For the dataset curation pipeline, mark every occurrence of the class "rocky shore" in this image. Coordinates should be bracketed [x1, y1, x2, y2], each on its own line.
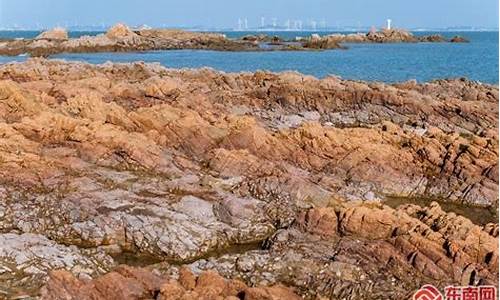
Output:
[0, 24, 468, 56]
[0, 59, 497, 299]
[301, 28, 470, 45]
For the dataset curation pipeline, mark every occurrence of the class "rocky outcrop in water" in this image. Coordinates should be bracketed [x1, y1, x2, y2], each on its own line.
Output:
[35, 27, 69, 41]
[0, 25, 468, 56]
[450, 35, 470, 43]
[0, 59, 497, 298]
[0, 24, 311, 57]
[0, 24, 261, 56]
[299, 28, 469, 48]
[302, 34, 345, 49]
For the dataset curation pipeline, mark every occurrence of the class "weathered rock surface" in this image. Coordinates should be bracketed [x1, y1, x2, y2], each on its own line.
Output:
[0, 233, 113, 297]
[189, 201, 498, 298]
[0, 59, 496, 298]
[35, 27, 69, 41]
[40, 266, 301, 300]
[106, 23, 138, 40]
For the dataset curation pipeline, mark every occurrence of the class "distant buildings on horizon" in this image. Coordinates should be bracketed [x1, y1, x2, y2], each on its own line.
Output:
[0, 22, 497, 32]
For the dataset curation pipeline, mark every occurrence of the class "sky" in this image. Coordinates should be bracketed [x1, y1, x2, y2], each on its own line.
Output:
[0, 0, 498, 29]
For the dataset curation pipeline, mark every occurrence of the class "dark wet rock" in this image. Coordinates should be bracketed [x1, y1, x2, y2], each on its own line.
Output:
[242, 34, 283, 44]
[0, 233, 114, 296]
[450, 35, 470, 43]
[302, 34, 344, 49]
[418, 34, 446, 42]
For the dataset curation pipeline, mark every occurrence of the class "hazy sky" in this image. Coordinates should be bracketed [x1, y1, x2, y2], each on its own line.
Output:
[0, 0, 498, 29]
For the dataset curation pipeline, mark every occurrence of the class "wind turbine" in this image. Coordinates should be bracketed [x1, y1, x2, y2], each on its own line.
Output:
[311, 20, 317, 30]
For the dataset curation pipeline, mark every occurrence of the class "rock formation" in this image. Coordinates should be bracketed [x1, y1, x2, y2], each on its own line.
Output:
[295, 28, 470, 49]
[0, 59, 496, 299]
[303, 34, 345, 49]
[106, 23, 138, 40]
[35, 27, 69, 41]
[451, 35, 470, 43]
[0, 25, 467, 56]
[366, 28, 418, 42]
[40, 266, 301, 300]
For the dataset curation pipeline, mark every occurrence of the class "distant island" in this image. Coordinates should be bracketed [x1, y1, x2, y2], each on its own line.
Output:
[0, 23, 469, 57]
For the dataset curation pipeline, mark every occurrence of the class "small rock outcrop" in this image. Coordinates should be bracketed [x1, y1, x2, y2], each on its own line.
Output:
[450, 35, 470, 43]
[418, 34, 446, 42]
[35, 27, 69, 41]
[365, 28, 418, 42]
[106, 23, 138, 39]
[303, 34, 344, 49]
[299, 28, 451, 46]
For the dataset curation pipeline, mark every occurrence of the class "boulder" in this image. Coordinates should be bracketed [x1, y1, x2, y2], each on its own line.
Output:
[106, 23, 138, 39]
[35, 27, 68, 41]
[419, 34, 446, 42]
[450, 35, 470, 43]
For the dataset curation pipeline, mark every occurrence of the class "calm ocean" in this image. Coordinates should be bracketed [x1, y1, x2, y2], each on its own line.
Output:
[0, 30, 498, 83]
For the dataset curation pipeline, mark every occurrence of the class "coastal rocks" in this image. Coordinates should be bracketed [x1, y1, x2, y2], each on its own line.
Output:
[41, 267, 162, 300]
[0, 59, 496, 298]
[37, 203, 498, 299]
[315, 28, 453, 45]
[303, 34, 344, 49]
[191, 202, 498, 298]
[40, 266, 301, 300]
[0, 60, 497, 206]
[0, 25, 466, 57]
[242, 34, 283, 44]
[296, 207, 337, 237]
[0, 233, 113, 296]
[35, 27, 69, 41]
[366, 28, 418, 42]
[0, 23, 259, 56]
[418, 34, 446, 42]
[135, 29, 260, 51]
[450, 35, 470, 43]
[106, 23, 138, 40]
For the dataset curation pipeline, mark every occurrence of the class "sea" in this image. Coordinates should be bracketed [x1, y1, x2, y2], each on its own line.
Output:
[0, 30, 498, 84]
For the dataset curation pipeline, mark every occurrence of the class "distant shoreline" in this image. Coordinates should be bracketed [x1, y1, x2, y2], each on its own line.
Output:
[0, 24, 471, 57]
[0, 28, 498, 33]
[0, 30, 498, 33]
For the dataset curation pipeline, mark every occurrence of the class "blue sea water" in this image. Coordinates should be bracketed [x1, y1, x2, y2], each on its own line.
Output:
[0, 30, 498, 83]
